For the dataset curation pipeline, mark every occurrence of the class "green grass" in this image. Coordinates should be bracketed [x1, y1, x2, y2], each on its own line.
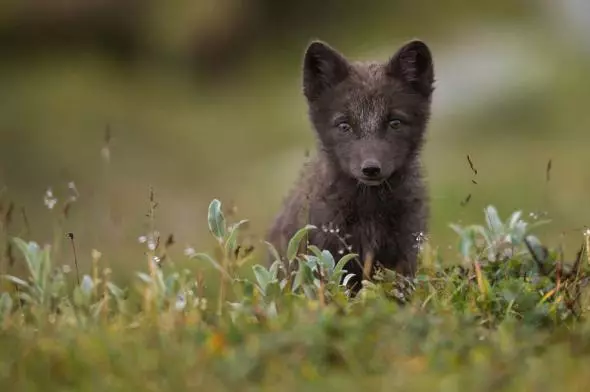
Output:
[1, 198, 590, 391]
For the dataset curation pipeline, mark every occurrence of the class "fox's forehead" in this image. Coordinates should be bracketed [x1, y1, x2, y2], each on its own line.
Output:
[327, 67, 415, 118]
[349, 61, 389, 87]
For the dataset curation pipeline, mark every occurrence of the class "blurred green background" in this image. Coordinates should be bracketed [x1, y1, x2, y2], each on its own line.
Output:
[1, 0, 590, 274]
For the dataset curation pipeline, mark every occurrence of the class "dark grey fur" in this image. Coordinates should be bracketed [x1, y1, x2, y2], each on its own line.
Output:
[267, 39, 435, 290]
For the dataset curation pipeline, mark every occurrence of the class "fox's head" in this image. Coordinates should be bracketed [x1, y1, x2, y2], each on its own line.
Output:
[303, 39, 434, 186]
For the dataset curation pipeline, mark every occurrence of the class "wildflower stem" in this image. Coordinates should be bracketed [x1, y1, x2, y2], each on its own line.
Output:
[217, 243, 229, 318]
[67, 232, 80, 285]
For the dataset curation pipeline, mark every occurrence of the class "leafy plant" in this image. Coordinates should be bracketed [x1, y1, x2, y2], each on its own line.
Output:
[0, 199, 589, 391]
[450, 205, 549, 262]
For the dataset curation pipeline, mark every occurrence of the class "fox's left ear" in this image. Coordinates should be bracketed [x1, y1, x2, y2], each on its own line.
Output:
[386, 40, 434, 97]
[303, 41, 350, 101]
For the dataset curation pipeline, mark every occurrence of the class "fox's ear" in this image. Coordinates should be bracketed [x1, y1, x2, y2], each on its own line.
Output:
[387, 40, 434, 97]
[303, 41, 350, 101]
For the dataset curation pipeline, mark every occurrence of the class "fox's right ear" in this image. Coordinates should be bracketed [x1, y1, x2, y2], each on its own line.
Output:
[387, 40, 434, 97]
[303, 41, 350, 101]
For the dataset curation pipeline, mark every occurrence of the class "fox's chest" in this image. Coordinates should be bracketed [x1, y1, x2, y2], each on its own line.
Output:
[309, 212, 397, 256]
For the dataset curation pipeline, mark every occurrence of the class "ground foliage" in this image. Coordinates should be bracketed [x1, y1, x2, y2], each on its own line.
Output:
[1, 198, 590, 391]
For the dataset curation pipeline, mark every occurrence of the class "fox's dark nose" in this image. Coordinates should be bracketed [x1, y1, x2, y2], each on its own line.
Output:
[361, 160, 382, 178]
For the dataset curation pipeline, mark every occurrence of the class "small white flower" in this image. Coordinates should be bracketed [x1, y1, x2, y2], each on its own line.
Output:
[138, 236, 147, 244]
[184, 247, 196, 257]
[584, 228, 590, 237]
[147, 240, 156, 251]
[175, 294, 187, 311]
[44, 187, 57, 209]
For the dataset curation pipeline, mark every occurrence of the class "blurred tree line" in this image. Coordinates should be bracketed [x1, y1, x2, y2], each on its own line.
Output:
[0, 0, 375, 77]
[0, 0, 533, 78]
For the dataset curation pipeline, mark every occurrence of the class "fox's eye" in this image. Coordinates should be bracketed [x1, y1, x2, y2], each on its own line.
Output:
[337, 122, 352, 132]
[388, 119, 402, 130]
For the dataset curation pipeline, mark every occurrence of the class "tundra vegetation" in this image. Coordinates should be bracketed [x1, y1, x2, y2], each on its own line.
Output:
[1, 194, 590, 391]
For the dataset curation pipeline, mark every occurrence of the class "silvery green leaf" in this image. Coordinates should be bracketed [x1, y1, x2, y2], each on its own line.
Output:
[472, 225, 492, 248]
[319, 250, 335, 274]
[136, 272, 152, 284]
[459, 230, 474, 259]
[264, 241, 282, 264]
[287, 224, 316, 262]
[252, 264, 271, 293]
[449, 223, 465, 236]
[484, 205, 504, 237]
[2, 275, 31, 289]
[342, 273, 356, 287]
[207, 199, 226, 241]
[524, 235, 546, 262]
[303, 254, 319, 271]
[508, 210, 522, 230]
[37, 245, 52, 295]
[12, 238, 40, 282]
[333, 253, 358, 280]
[106, 282, 125, 299]
[512, 221, 528, 244]
[307, 245, 323, 258]
[224, 219, 249, 257]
